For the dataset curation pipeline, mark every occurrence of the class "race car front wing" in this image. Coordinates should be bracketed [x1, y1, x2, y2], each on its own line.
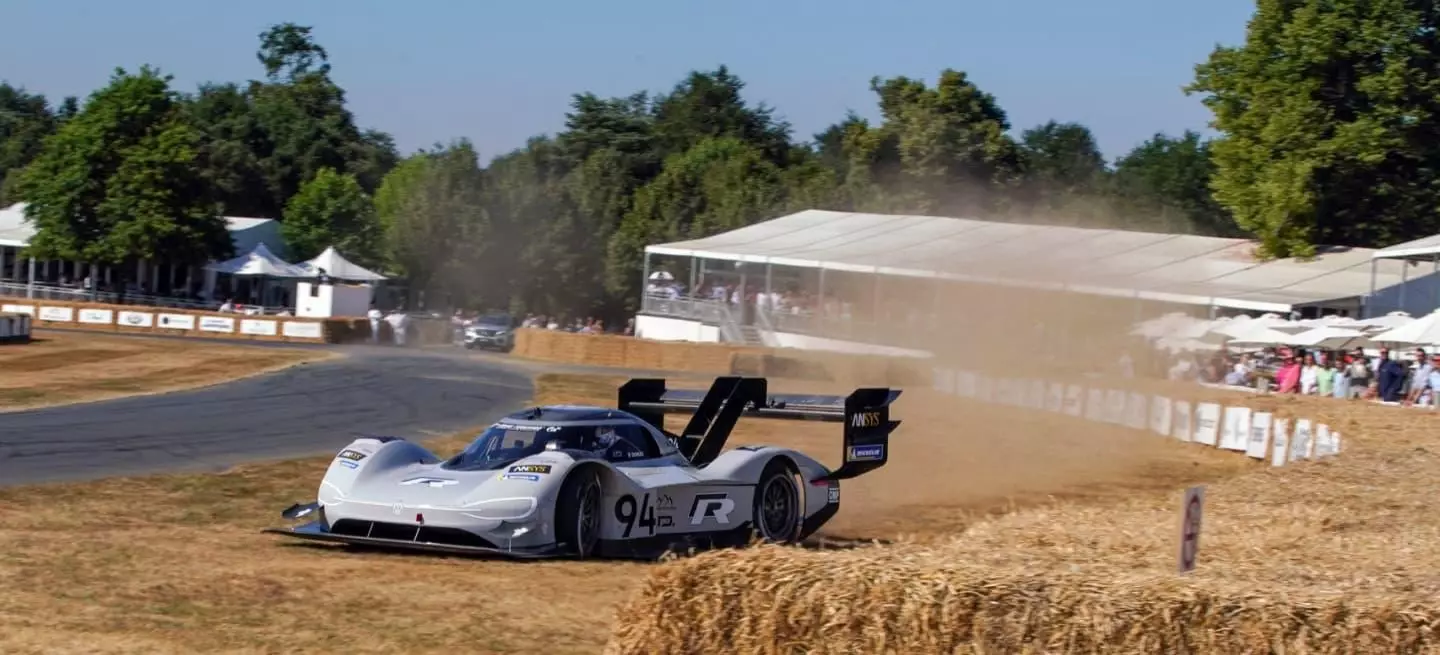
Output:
[262, 502, 564, 559]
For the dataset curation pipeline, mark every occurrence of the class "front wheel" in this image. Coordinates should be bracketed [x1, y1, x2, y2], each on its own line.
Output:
[555, 468, 602, 557]
[752, 459, 802, 544]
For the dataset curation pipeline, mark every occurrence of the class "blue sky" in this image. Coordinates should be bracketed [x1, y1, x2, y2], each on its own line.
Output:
[3, 0, 1256, 164]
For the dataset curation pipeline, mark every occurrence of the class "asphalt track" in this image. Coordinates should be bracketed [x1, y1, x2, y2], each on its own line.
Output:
[0, 340, 602, 486]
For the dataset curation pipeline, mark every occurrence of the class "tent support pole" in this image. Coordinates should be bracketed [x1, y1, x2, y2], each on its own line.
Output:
[1433, 254, 1439, 309]
[1366, 258, 1378, 318]
[1400, 260, 1410, 314]
[641, 251, 652, 314]
[689, 256, 699, 313]
[26, 257, 35, 299]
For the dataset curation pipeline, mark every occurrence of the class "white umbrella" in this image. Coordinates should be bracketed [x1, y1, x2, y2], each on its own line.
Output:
[1130, 312, 1197, 339]
[1288, 326, 1375, 350]
[648, 270, 675, 281]
[1370, 310, 1440, 345]
[1355, 311, 1414, 331]
[1300, 314, 1358, 328]
[1223, 323, 1302, 346]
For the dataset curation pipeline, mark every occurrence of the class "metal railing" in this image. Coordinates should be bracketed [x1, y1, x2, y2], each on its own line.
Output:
[0, 281, 291, 315]
[640, 292, 941, 348]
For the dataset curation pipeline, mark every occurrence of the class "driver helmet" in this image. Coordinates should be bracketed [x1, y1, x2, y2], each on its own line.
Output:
[593, 427, 619, 451]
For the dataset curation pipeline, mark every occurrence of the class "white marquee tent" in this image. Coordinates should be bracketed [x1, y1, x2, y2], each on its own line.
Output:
[301, 246, 386, 282]
[205, 243, 309, 277]
[645, 210, 1436, 315]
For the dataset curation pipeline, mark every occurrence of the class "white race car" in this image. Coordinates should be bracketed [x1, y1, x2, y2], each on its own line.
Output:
[265, 376, 901, 559]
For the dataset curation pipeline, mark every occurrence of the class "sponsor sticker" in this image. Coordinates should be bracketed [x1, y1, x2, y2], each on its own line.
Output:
[336, 449, 367, 461]
[847, 444, 885, 461]
[501, 473, 541, 482]
[850, 411, 882, 428]
[508, 464, 552, 474]
[828, 484, 841, 504]
[338, 460, 359, 469]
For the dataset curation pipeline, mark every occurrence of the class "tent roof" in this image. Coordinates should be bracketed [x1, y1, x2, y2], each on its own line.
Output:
[0, 202, 286, 256]
[301, 246, 386, 281]
[1372, 233, 1440, 261]
[646, 210, 1416, 312]
[205, 243, 310, 277]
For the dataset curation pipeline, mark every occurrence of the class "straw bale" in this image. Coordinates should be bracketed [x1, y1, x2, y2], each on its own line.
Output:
[606, 382, 1440, 653]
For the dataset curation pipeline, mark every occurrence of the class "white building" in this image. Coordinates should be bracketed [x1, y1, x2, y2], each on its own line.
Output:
[0, 202, 290, 306]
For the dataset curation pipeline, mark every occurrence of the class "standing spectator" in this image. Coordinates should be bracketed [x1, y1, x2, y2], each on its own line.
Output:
[1275, 355, 1301, 393]
[1345, 350, 1371, 399]
[367, 305, 383, 344]
[385, 309, 411, 347]
[1405, 349, 1433, 406]
[1376, 348, 1407, 402]
[1299, 353, 1320, 395]
[450, 310, 467, 346]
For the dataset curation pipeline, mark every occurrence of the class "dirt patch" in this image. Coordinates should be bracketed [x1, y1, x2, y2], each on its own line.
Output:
[0, 332, 334, 412]
[0, 371, 1247, 654]
[606, 380, 1440, 654]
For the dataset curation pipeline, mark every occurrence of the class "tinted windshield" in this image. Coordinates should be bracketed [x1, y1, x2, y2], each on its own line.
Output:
[476, 314, 511, 327]
[443, 422, 651, 470]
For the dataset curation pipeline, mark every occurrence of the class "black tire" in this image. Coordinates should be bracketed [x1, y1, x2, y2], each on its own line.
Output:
[752, 458, 802, 544]
[554, 467, 603, 557]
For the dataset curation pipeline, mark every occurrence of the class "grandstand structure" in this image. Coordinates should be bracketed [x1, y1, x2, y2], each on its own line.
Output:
[636, 209, 1440, 351]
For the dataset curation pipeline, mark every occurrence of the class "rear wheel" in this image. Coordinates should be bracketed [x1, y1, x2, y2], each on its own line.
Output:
[555, 468, 602, 557]
[753, 459, 802, 544]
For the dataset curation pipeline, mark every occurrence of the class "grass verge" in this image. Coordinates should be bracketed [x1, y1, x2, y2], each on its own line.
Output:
[0, 372, 1249, 653]
[0, 331, 334, 412]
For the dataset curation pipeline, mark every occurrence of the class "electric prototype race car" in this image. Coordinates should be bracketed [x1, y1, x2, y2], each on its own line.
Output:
[264, 376, 902, 559]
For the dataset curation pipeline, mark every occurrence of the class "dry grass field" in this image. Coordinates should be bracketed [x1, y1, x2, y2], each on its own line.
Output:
[607, 391, 1440, 654]
[0, 372, 1249, 654]
[0, 331, 333, 411]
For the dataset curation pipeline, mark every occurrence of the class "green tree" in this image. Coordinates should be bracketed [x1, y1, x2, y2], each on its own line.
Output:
[380, 142, 484, 305]
[842, 70, 1024, 215]
[1188, 0, 1440, 257]
[1018, 120, 1109, 209]
[0, 83, 59, 205]
[606, 137, 788, 305]
[1111, 131, 1237, 235]
[242, 23, 398, 215]
[16, 66, 232, 273]
[281, 167, 380, 265]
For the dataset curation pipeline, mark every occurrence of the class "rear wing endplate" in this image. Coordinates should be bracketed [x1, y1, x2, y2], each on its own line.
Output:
[619, 376, 901, 477]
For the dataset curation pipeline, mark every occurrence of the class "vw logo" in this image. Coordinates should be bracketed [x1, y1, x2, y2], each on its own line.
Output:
[391, 502, 404, 515]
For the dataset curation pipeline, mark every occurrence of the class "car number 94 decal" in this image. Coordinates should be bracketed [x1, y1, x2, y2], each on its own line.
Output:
[614, 493, 674, 538]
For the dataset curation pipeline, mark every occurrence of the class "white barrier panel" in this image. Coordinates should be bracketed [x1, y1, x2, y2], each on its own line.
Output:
[975, 375, 993, 403]
[1063, 385, 1083, 417]
[1172, 400, 1193, 441]
[1085, 388, 1106, 422]
[1290, 419, 1314, 461]
[1125, 392, 1148, 430]
[1315, 424, 1337, 457]
[1219, 406, 1251, 452]
[1270, 419, 1290, 467]
[933, 367, 955, 395]
[1027, 379, 1046, 410]
[1194, 403, 1221, 446]
[957, 371, 977, 398]
[1105, 389, 1127, 424]
[931, 368, 1341, 466]
[1045, 382, 1064, 413]
[1246, 412, 1272, 460]
[1151, 396, 1172, 437]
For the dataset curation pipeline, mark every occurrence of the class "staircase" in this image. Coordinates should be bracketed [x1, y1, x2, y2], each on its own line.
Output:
[738, 324, 766, 346]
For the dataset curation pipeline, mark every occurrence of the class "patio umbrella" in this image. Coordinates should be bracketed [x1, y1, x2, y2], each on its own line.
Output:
[1370, 310, 1440, 346]
[1288, 326, 1375, 350]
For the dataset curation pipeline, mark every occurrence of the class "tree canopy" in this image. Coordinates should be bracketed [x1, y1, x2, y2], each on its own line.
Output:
[4, 4, 1433, 318]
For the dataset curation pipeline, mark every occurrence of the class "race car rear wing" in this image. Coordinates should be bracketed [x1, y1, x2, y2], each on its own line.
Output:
[618, 376, 901, 478]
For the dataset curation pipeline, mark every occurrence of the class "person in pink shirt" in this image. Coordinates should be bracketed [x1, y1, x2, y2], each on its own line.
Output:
[1275, 355, 1302, 393]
